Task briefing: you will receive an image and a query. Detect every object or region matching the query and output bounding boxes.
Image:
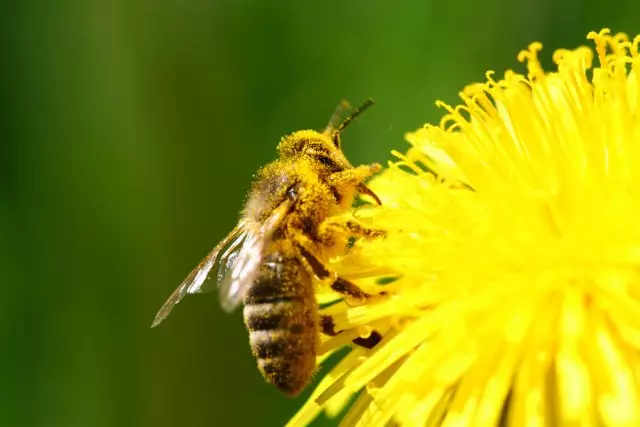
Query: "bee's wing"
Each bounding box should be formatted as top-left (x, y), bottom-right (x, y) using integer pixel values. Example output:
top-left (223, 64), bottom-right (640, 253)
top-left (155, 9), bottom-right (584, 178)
top-left (324, 99), bottom-right (352, 134)
top-left (218, 199), bottom-right (293, 313)
top-left (151, 225), bottom-right (247, 327)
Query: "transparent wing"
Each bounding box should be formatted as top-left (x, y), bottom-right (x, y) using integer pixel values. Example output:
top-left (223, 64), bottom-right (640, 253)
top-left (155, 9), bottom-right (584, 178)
top-left (324, 99), bottom-right (352, 134)
top-left (218, 199), bottom-right (293, 313)
top-left (151, 225), bottom-right (247, 327)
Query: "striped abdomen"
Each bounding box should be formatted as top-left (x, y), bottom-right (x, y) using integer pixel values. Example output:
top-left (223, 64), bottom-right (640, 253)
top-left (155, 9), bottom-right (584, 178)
top-left (243, 252), bottom-right (318, 396)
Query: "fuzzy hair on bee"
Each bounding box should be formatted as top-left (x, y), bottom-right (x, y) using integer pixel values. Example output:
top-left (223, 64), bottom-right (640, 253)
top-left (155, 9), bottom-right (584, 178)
top-left (152, 99), bottom-right (386, 397)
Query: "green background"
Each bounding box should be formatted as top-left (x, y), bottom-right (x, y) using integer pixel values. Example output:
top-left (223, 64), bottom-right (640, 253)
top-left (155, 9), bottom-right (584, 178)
top-left (1, 1), bottom-right (637, 426)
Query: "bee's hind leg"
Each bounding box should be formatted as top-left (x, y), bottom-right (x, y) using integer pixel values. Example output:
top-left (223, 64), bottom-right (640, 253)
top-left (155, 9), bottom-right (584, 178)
top-left (292, 238), bottom-right (385, 350)
top-left (319, 315), bottom-right (382, 350)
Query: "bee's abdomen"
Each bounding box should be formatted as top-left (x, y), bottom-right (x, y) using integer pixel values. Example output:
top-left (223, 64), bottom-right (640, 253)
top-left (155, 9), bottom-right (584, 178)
top-left (243, 253), bottom-right (318, 397)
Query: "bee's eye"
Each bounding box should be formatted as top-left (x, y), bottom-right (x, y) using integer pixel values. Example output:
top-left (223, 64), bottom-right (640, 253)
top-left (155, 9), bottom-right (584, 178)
top-left (316, 155), bottom-right (337, 168)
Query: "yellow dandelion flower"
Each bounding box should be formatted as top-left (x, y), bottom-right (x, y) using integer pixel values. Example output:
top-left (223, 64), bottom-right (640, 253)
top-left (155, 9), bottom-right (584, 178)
top-left (289, 29), bottom-right (640, 427)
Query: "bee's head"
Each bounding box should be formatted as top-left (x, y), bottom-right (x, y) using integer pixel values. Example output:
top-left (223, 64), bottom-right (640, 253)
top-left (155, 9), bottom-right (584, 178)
top-left (278, 130), bottom-right (353, 172)
top-left (277, 98), bottom-right (375, 173)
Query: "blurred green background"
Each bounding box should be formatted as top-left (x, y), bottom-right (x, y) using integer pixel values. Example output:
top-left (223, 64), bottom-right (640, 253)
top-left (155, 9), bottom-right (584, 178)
top-left (1, 1), bottom-right (638, 426)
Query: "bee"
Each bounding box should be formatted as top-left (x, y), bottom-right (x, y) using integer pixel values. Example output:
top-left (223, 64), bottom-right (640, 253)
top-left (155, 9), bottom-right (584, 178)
top-left (152, 99), bottom-right (386, 396)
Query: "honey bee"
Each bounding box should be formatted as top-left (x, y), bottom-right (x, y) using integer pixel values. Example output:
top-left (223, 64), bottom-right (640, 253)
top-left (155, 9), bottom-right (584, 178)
top-left (152, 99), bottom-right (385, 396)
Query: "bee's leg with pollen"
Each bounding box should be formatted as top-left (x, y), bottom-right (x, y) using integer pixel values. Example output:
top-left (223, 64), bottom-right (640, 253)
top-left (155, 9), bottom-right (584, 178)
top-left (328, 163), bottom-right (382, 185)
top-left (292, 237), bottom-right (386, 307)
top-left (327, 276), bottom-right (387, 306)
top-left (328, 164), bottom-right (383, 205)
top-left (319, 315), bottom-right (382, 350)
top-left (290, 235), bottom-right (332, 279)
top-left (291, 237), bottom-right (385, 350)
top-left (318, 219), bottom-right (386, 242)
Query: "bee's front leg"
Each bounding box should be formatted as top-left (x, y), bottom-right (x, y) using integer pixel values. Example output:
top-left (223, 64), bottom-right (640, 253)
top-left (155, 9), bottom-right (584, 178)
top-left (328, 164), bottom-right (381, 185)
top-left (328, 164), bottom-right (382, 207)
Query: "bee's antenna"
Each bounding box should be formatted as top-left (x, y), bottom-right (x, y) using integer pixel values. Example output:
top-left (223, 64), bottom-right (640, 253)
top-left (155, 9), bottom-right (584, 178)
top-left (336, 98), bottom-right (375, 133)
top-left (325, 99), bottom-right (352, 131)
top-left (332, 98), bottom-right (375, 147)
